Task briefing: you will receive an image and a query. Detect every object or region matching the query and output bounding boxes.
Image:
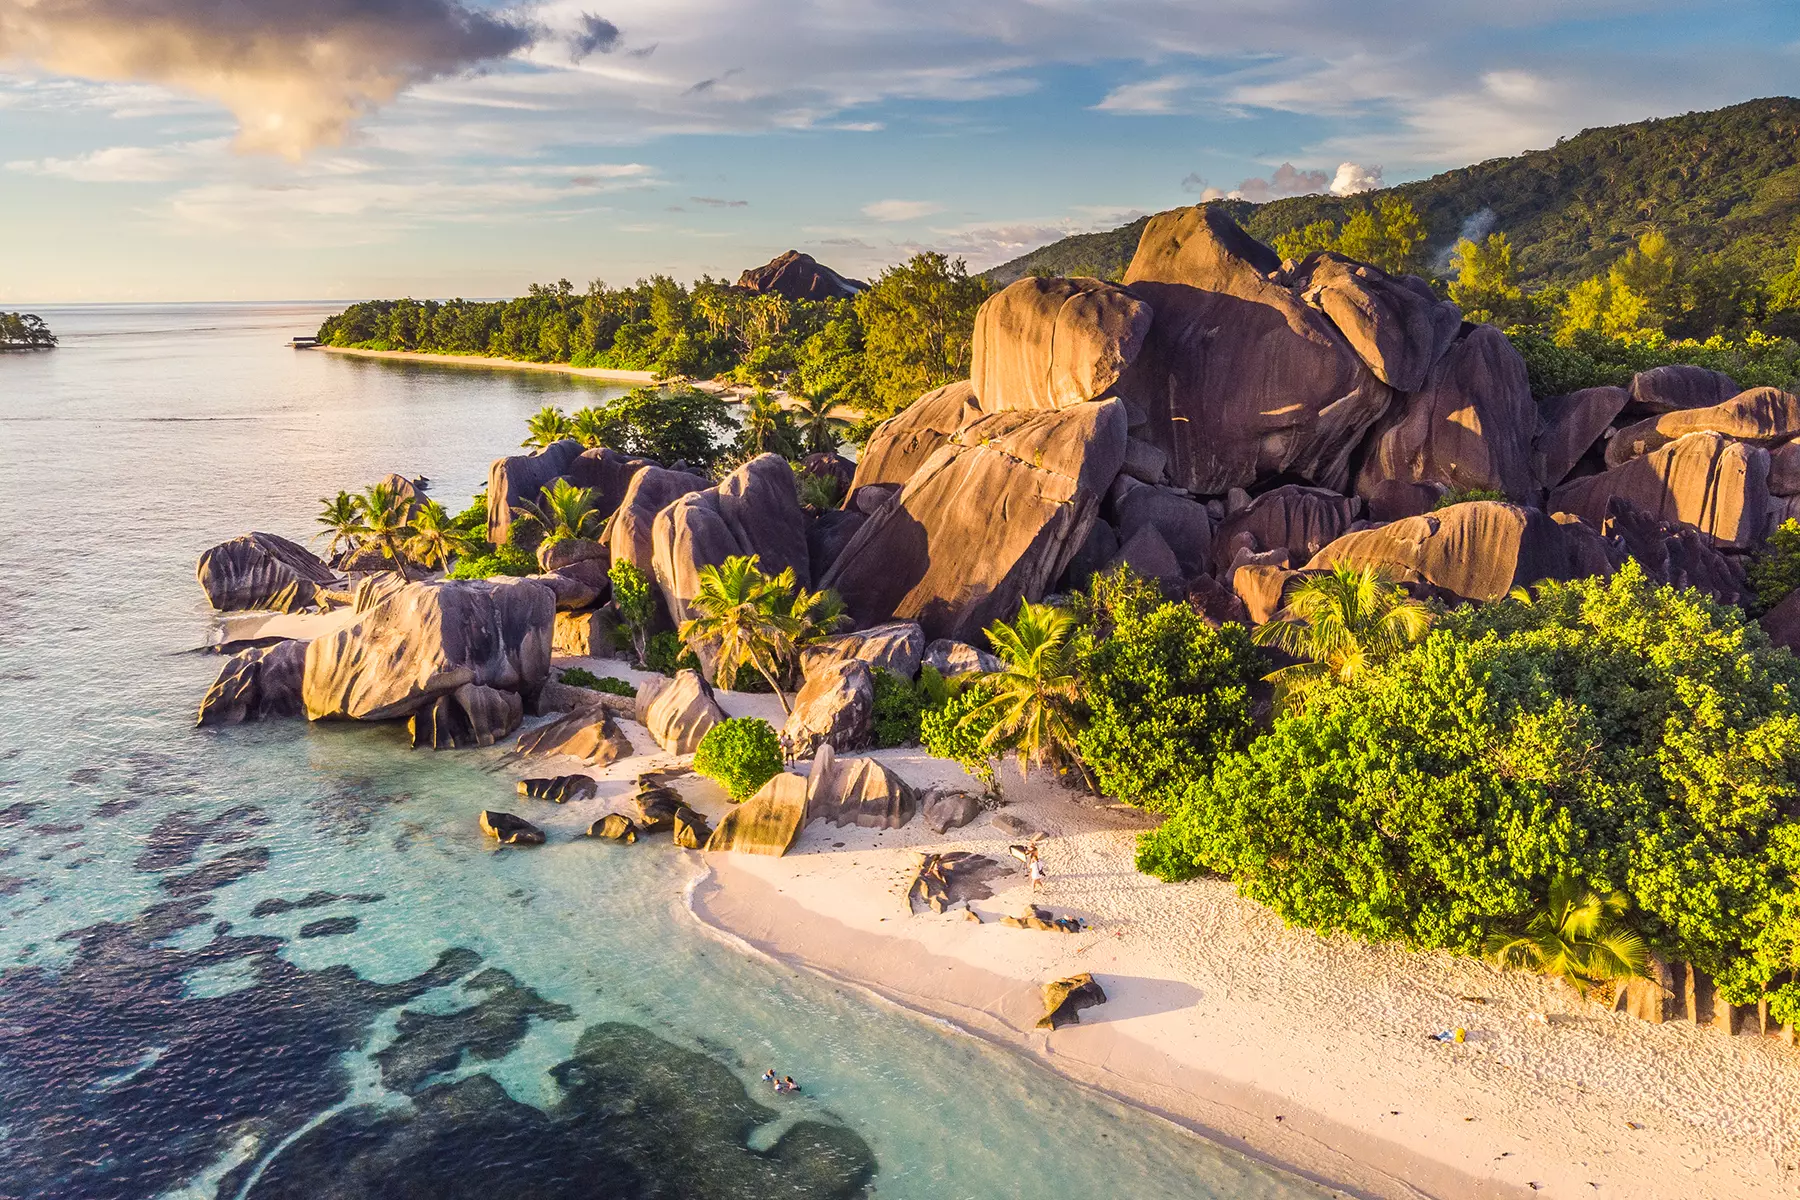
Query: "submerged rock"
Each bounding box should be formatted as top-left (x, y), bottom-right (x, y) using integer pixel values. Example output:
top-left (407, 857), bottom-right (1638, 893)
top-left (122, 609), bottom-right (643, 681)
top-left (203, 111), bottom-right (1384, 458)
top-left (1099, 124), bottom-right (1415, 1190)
top-left (515, 775), bottom-right (598, 804)
top-left (478, 811), bottom-right (544, 846)
top-left (197, 532), bottom-right (338, 613)
top-left (586, 813), bottom-right (638, 842)
top-left (629, 785), bottom-right (688, 833)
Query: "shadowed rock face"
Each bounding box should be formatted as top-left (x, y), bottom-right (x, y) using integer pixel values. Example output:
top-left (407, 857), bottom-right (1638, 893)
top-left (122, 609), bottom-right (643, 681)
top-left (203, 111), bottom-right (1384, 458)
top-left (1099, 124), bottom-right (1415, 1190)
top-left (1108, 476), bottom-right (1212, 577)
top-left (847, 380), bottom-right (978, 493)
top-left (824, 400), bottom-right (1128, 642)
top-left (1606, 387), bottom-right (1800, 467)
top-left (1599, 497), bottom-right (1748, 605)
top-left (408, 683), bottom-right (523, 749)
top-left (971, 275), bottom-right (1152, 412)
top-left (652, 454), bottom-right (809, 627)
top-left (1534, 386), bottom-right (1629, 488)
top-left (197, 639), bottom-right (310, 726)
top-left (1552, 431), bottom-right (1771, 549)
top-left (1355, 324), bottom-right (1538, 502)
top-left (1210, 484), bottom-right (1356, 578)
top-left (1307, 500), bottom-right (1615, 604)
top-left (302, 579), bottom-right (554, 722)
top-left (486, 438), bottom-right (584, 546)
top-left (1627, 364), bottom-right (1739, 414)
top-left (736, 249), bottom-right (866, 301)
top-left (1289, 251), bottom-right (1463, 392)
top-left (197, 532), bottom-right (338, 613)
top-left (1117, 205), bottom-right (1395, 494)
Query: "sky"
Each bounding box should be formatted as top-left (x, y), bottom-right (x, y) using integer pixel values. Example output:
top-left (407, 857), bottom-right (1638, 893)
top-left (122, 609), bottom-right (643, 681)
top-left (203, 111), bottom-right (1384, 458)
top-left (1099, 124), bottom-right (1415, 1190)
top-left (0, 0), bottom-right (1794, 303)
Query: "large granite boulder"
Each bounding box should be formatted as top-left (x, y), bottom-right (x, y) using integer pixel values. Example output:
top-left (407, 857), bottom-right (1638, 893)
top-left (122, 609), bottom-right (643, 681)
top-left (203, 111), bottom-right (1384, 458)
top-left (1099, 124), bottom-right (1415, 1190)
top-left (923, 639), bottom-right (1001, 676)
top-left (1769, 441), bottom-right (1800, 496)
top-left (1355, 324), bottom-right (1537, 502)
top-left (609, 464), bottom-right (709, 581)
top-left (408, 683), bottom-right (523, 749)
top-left (635, 669), bottom-right (724, 754)
top-left (847, 380), bottom-right (977, 493)
top-left (799, 620), bottom-right (926, 680)
top-left (1597, 497), bottom-right (1748, 606)
top-left (970, 276), bottom-right (1153, 412)
top-left (1534, 386), bottom-right (1628, 488)
top-left (486, 438), bottom-right (584, 545)
top-left (737, 250), bottom-right (865, 301)
top-left (1209, 484), bottom-right (1355, 578)
top-left (562, 446), bottom-right (651, 521)
top-left (1551, 432), bottom-right (1770, 550)
top-left (703, 770), bottom-right (809, 855)
top-left (196, 639), bottom-right (309, 726)
top-left (551, 609), bottom-right (614, 658)
top-left (1104, 525), bottom-right (1182, 584)
top-left (1760, 589), bottom-right (1800, 653)
top-left (652, 454), bottom-right (809, 627)
top-left (197, 532), bottom-right (338, 613)
top-left (807, 748), bottom-right (917, 829)
top-left (538, 536), bottom-right (609, 574)
top-left (517, 708), bottom-right (634, 766)
top-left (1107, 476), bottom-right (1211, 577)
top-left (479, 810), bottom-right (544, 846)
top-left (302, 579), bottom-right (554, 722)
top-left (823, 400), bottom-right (1129, 641)
top-left (1306, 501), bottom-right (1615, 604)
top-left (529, 565), bottom-right (606, 612)
top-left (1627, 365), bottom-right (1739, 415)
top-left (1606, 387), bottom-right (1800, 467)
top-left (1117, 205), bottom-right (1393, 494)
top-left (806, 508), bottom-right (866, 581)
top-left (1038, 973), bottom-right (1107, 1030)
top-left (782, 660), bottom-right (874, 759)
top-left (1058, 518), bottom-right (1120, 590)
top-left (1290, 251), bottom-right (1462, 392)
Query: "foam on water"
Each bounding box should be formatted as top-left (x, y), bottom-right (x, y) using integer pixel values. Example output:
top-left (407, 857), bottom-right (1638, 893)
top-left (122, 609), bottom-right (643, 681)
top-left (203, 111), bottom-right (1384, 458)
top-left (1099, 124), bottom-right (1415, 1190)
top-left (0, 305), bottom-right (1325, 1199)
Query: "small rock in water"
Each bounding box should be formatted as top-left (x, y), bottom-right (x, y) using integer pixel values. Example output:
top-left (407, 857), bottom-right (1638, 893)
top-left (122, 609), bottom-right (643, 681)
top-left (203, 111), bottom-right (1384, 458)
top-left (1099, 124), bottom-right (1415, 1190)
top-left (587, 814), bottom-right (638, 843)
top-left (516, 775), bottom-right (598, 804)
top-left (671, 808), bottom-right (712, 849)
top-left (479, 810), bottom-right (545, 846)
top-left (631, 785), bottom-right (686, 832)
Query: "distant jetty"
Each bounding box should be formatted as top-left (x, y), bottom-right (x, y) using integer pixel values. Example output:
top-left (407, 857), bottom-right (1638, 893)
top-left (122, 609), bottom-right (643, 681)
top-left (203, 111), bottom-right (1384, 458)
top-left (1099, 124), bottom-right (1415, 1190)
top-left (317, 345), bottom-right (657, 384)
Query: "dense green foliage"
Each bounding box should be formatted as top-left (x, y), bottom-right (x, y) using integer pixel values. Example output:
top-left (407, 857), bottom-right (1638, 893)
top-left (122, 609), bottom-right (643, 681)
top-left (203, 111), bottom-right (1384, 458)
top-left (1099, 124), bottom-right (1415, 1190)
top-left (870, 668), bottom-right (928, 748)
top-left (644, 630), bottom-right (699, 676)
top-left (692, 717), bottom-right (786, 801)
top-left (445, 542), bottom-right (535, 579)
top-left (0, 312), bottom-right (56, 348)
top-left (1434, 487), bottom-right (1507, 509)
top-left (1509, 328), bottom-right (1800, 396)
top-left (1070, 570), bottom-right (1265, 811)
top-left (1138, 564), bottom-right (1800, 1020)
top-left (852, 252), bottom-right (989, 420)
top-left (1748, 518), bottom-right (1800, 614)
top-left (557, 667), bottom-right (636, 697)
top-left (609, 560), bottom-right (656, 666)
top-left (919, 682), bottom-right (1000, 786)
top-left (522, 387), bottom-right (734, 470)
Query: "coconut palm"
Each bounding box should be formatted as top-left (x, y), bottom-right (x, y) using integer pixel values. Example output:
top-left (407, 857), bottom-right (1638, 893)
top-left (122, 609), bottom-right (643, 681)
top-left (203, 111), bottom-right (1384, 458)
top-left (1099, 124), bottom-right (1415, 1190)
top-left (679, 555), bottom-right (803, 715)
top-left (794, 392), bottom-right (851, 455)
top-left (511, 478), bottom-right (602, 549)
top-left (404, 499), bottom-right (476, 572)
top-left (522, 405), bottom-right (573, 449)
top-left (1251, 561), bottom-right (1433, 703)
top-left (1484, 876), bottom-right (1650, 997)
top-left (568, 404), bottom-right (618, 450)
top-left (738, 390), bottom-right (790, 456)
top-left (965, 601), bottom-right (1087, 784)
top-left (355, 481), bottom-right (416, 580)
top-left (315, 490), bottom-right (363, 562)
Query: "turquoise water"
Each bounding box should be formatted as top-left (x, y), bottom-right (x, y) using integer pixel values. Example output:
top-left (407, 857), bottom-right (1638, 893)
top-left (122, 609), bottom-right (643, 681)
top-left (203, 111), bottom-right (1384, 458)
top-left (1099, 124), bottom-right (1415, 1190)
top-left (0, 305), bottom-right (1325, 1199)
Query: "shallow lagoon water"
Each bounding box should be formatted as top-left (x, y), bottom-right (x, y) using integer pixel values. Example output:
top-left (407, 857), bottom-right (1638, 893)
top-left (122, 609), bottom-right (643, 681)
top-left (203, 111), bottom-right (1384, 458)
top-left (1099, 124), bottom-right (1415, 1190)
top-left (0, 305), bottom-right (1326, 1199)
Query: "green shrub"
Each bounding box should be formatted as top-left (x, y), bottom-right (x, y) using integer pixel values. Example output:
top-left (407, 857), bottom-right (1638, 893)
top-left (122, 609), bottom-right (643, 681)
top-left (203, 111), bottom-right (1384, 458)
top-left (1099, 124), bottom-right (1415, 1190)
top-left (692, 718), bottom-right (785, 801)
top-left (1747, 518), bottom-right (1800, 614)
top-left (870, 667), bottom-right (925, 747)
top-left (1138, 562), bottom-right (1800, 1017)
top-left (919, 682), bottom-right (999, 785)
top-left (1434, 486), bottom-right (1508, 509)
top-left (446, 541), bottom-right (536, 579)
top-left (609, 560), bottom-right (655, 665)
top-left (558, 667), bottom-right (635, 697)
top-left (645, 630), bottom-right (700, 676)
top-left (1072, 571), bottom-right (1265, 812)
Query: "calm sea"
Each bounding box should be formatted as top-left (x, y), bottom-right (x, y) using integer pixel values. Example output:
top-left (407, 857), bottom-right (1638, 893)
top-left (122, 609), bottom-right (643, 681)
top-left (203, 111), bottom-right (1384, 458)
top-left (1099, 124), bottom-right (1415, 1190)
top-left (0, 303), bottom-right (1324, 1199)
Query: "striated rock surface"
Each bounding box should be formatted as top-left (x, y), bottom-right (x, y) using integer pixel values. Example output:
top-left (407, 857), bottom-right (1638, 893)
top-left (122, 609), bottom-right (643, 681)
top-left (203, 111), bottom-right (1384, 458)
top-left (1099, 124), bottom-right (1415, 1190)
top-left (1037, 973), bottom-right (1107, 1030)
top-left (1606, 387), bottom-right (1800, 467)
top-left (563, 446), bottom-right (651, 521)
top-left (196, 639), bottom-right (310, 726)
top-left (479, 811), bottom-right (544, 846)
top-left (1117, 205), bottom-right (1393, 494)
top-left (588, 813), bottom-right (638, 842)
top-left (970, 276), bottom-right (1152, 412)
top-left (922, 639), bottom-right (1001, 677)
top-left (736, 250), bottom-right (865, 301)
top-left (782, 660), bottom-right (874, 759)
top-left (551, 609), bottom-right (614, 658)
top-left (1628, 365), bottom-right (1739, 414)
top-left (846, 380), bottom-right (977, 493)
top-left (652, 454), bottom-right (809, 627)
top-left (487, 438), bottom-right (583, 546)
top-left (408, 683), bottom-right (522, 749)
top-left (303, 579), bottom-right (554, 722)
top-left (634, 669), bottom-right (724, 754)
top-left (1108, 476), bottom-right (1211, 577)
top-left (671, 807), bottom-right (712, 849)
top-left (1552, 432), bottom-right (1770, 549)
top-left (1210, 484), bottom-right (1355, 578)
top-left (807, 753), bottom-right (916, 829)
top-left (823, 399), bottom-right (1128, 641)
top-left (1598, 497), bottom-right (1748, 606)
top-left (1355, 324), bottom-right (1537, 502)
top-left (704, 770), bottom-right (809, 855)
top-left (517, 708), bottom-right (634, 766)
top-left (517, 774), bottom-right (599, 803)
top-left (799, 620), bottom-right (926, 680)
top-left (1307, 501), bottom-right (1614, 604)
top-left (1535, 386), bottom-right (1628, 488)
top-left (609, 464), bottom-right (709, 582)
top-left (197, 532), bottom-right (338, 613)
top-left (1290, 251), bottom-right (1462, 392)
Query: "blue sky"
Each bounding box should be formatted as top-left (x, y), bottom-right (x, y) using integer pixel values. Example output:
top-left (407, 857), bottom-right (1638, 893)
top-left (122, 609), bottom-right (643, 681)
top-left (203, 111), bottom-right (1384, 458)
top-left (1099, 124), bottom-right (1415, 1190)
top-left (0, 0), bottom-right (1794, 302)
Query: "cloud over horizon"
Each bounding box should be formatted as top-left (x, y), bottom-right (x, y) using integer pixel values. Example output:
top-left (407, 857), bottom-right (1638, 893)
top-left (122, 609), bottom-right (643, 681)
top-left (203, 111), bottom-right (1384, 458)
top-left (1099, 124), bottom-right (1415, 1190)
top-left (0, 0), bottom-right (532, 157)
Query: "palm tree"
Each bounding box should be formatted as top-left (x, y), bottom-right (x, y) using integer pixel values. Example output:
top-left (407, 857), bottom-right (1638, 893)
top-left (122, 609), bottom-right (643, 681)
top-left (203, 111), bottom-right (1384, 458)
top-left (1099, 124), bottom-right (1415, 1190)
top-left (679, 555), bottom-right (803, 715)
top-left (1484, 876), bottom-right (1650, 998)
top-left (1251, 561), bottom-right (1433, 704)
top-left (355, 481), bottom-right (416, 581)
top-left (965, 601), bottom-right (1088, 785)
top-left (315, 490), bottom-right (363, 562)
top-left (522, 405), bottom-right (572, 449)
top-left (568, 404), bottom-right (617, 449)
top-left (739, 390), bottom-right (786, 456)
top-left (404, 499), bottom-right (476, 572)
top-left (794, 392), bottom-right (850, 455)
top-left (511, 478), bottom-right (602, 550)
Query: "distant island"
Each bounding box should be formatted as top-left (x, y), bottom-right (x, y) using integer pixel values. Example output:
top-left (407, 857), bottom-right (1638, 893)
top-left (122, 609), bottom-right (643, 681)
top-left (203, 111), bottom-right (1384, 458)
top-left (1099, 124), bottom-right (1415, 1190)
top-left (0, 311), bottom-right (56, 349)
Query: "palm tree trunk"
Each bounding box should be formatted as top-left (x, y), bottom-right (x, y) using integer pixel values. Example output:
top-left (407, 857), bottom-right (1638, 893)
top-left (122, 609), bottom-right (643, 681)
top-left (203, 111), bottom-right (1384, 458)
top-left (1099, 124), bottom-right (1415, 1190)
top-left (752, 650), bottom-right (791, 716)
top-left (387, 538), bottom-right (411, 581)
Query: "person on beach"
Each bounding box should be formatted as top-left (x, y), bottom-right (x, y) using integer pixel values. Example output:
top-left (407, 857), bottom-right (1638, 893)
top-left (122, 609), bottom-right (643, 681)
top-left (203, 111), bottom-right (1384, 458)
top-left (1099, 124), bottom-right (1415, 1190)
top-left (1029, 856), bottom-right (1046, 890)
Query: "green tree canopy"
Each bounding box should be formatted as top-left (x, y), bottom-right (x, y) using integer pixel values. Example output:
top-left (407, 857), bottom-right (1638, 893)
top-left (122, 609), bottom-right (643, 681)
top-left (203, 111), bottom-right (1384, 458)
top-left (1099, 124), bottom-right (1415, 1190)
top-left (854, 251), bottom-right (988, 419)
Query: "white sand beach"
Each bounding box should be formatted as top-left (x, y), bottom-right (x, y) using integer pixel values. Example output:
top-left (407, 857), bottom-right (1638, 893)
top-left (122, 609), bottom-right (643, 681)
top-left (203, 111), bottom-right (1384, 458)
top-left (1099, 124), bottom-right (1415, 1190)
top-left (526, 655), bottom-right (1800, 1200)
top-left (316, 345), bottom-right (659, 384)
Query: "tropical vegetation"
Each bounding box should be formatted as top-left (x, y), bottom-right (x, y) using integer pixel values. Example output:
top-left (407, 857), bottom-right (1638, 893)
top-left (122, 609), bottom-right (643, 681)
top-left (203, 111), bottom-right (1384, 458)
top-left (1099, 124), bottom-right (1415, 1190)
top-left (676, 555), bottom-right (846, 710)
top-left (0, 311), bottom-right (56, 348)
top-left (692, 718), bottom-right (786, 801)
top-left (1250, 562), bottom-right (1434, 705)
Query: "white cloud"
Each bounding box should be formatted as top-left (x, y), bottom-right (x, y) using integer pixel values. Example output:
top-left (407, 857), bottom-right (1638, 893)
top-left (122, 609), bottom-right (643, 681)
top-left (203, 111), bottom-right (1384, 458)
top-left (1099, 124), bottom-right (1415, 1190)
top-left (7, 139), bottom-right (225, 181)
top-left (863, 198), bottom-right (944, 222)
top-left (1329, 161), bottom-right (1382, 195)
top-left (1092, 74), bottom-right (1195, 115)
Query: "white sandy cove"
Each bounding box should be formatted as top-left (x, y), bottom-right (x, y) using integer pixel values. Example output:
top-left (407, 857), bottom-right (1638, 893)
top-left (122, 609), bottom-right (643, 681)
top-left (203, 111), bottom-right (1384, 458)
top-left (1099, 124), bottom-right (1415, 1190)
top-left (537, 657), bottom-right (1800, 1200)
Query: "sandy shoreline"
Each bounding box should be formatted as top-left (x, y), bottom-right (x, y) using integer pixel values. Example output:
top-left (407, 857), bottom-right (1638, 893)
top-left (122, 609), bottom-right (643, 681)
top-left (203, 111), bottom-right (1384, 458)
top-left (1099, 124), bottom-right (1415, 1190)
top-left (523, 658), bottom-right (1800, 1200)
top-left (315, 345), bottom-right (659, 384)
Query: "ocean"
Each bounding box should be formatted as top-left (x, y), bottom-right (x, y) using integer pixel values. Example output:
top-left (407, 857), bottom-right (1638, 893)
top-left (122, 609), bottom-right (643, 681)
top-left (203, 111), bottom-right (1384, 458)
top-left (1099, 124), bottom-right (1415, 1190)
top-left (0, 303), bottom-right (1325, 1199)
